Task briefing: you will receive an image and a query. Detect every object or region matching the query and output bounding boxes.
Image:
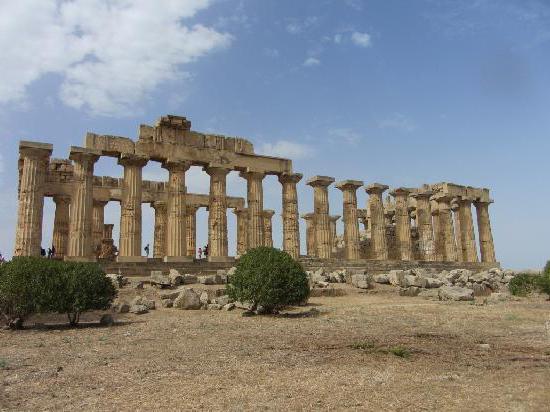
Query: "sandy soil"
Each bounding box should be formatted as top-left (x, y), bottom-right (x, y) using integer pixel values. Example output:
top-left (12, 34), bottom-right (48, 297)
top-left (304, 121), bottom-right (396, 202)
top-left (1, 286), bottom-right (549, 411)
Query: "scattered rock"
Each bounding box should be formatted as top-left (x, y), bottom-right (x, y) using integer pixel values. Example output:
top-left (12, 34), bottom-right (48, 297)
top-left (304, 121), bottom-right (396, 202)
top-left (207, 303), bottom-right (222, 310)
top-left (216, 295), bottom-right (231, 306)
top-left (131, 296), bottom-right (156, 310)
top-left (151, 271), bottom-right (171, 288)
top-left (161, 299), bottom-right (173, 308)
top-left (106, 273), bottom-right (126, 288)
top-left (168, 269), bottom-right (184, 286)
top-left (113, 302), bottom-right (130, 313)
top-left (418, 289), bottom-right (440, 299)
top-left (388, 270), bottom-right (406, 286)
top-left (223, 303), bottom-right (236, 311)
top-left (438, 286), bottom-right (474, 301)
top-left (399, 286), bottom-right (421, 297)
top-left (129, 304), bottom-right (148, 314)
top-left (183, 274), bottom-right (198, 284)
top-left (227, 266), bottom-right (237, 276)
top-left (173, 289), bottom-right (202, 310)
top-left (374, 273), bottom-right (390, 284)
top-left (351, 273), bottom-right (374, 289)
top-left (199, 291), bottom-right (210, 306)
top-left (424, 278), bottom-right (443, 288)
top-left (478, 343), bottom-right (491, 350)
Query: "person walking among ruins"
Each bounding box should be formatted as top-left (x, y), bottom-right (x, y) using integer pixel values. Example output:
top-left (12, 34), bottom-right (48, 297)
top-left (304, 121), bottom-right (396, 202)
top-left (144, 244), bottom-right (150, 257)
top-left (198, 247), bottom-right (202, 259)
top-left (51, 245), bottom-right (56, 258)
top-left (204, 244), bottom-right (208, 258)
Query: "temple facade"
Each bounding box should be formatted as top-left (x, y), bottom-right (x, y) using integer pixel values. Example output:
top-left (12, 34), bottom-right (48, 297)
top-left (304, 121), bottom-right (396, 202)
top-left (14, 115), bottom-right (498, 274)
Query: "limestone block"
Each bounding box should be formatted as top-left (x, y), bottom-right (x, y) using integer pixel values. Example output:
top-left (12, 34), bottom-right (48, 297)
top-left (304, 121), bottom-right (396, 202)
top-left (418, 289), bottom-right (440, 299)
top-left (199, 291), bottom-right (210, 305)
top-left (351, 273), bottom-right (374, 289)
top-left (129, 304), bottom-right (149, 314)
top-left (374, 273), bottom-right (390, 284)
top-left (131, 296), bottom-right (156, 310)
top-left (208, 304), bottom-right (222, 310)
top-left (388, 270), bottom-right (405, 286)
top-left (173, 289), bottom-right (201, 310)
top-left (438, 286), bottom-right (474, 301)
top-left (399, 286), bottom-right (421, 297)
top-left (424, 278), bottom-right (443, 288)
top-left (151, 271), bottom-right (171, 287)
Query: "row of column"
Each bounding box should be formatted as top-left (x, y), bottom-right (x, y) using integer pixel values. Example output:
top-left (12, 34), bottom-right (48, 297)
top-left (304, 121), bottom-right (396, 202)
top-left (302, 179), bottom-right (496, 263)
top-left (15, 141), bottom-right (303, 261)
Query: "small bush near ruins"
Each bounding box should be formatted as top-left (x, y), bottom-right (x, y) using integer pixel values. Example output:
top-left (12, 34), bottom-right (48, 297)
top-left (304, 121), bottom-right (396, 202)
top-left (227, 247), bottom-right (309, 313)
top-left (536, 262), bottom-right (550, 299)
top-left (0, 257), bottom-right (116, 328)
top-left (508, 273), bottom-right (538, 297)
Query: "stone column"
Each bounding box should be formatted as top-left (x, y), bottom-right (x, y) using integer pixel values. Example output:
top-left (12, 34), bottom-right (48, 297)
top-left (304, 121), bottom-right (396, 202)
top-left (390, 188), bottom-right (413, 261)
top-left (410, 191), bottom-right (436, 261)
top-left (92, 200), bottom-right (108, 255)
top-left (233, 207), bottom-right (248, 256)
top-left (451, 199), bottom-right (463, 262)
top-left (186, 205), bottom-right (199, 258)
top-left (474, 199), bottom-right (496, 263)
top-left (263, 210), bottom-right (275, 247)
top-left (206, 166), bottom-right (231, 261)
top-left (278, 173), bottom-right (302, 259)
top-left (336, 180), bottom-right (363, 260)
top-left (458, 197), bottom-right (479, 262)
top-left (162, 160), bottom-right (191, 262)
top-left (434, 195), bottom-right (458, 262)
top-left (430, 199), bottom-right (444, 261)
top-left (365, 183), bottom-right (389, 260)
top-left (329, 216), bottom-right (340, 252)
top-left (66, 147), bottom-right (99, 261)
top-left (14, 142), bottom-right (52, 256)
top-left (99, 224), bottom-right (117, 260)
top-left (241, 171), bottom-right (265, 249)
top-left (103, 224), bottom-right (113, 241)
top-left (301, 213), bottom-right (316, 257)
top-left (52, 195), bottom-right (71, 258)
top-left (306, 176), bottom-right (335, 259)
top-left (118, 154), bottom-right (148, 262)
top-left (151, 200), bottom-right (167, 258)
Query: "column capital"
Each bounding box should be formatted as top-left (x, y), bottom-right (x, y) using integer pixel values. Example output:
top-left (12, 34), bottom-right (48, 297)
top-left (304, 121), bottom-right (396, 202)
top-left (204, 165), bottom-right (231, 177)
top-left (329, 215), bottom-right (341, 223)
top-left (19, 141), bottom-right (53, 159)
top-left (151, 200), bottom-right (167, 210)
top-left (53, 194), bottom-right (71, 205)
top-left (474, 198), bottom-right (494, 206)
top-left (365, 183), bottom-right (389, 195)
top-left (162, 159), bottom-right (191, 173)
top-left (306, 175), bottom-right (335, 188)
top-left (93, 199), bottom-right (108, 207)
top-left (410, 190), bottom-right (433, 200)
top-left (118, 152), bottom-right (148, 168)
top-left (301, 213), bottom-right (315, 220)
top-left (278, 172), bottom-right (303, 184)
top-left (389, 187), bottom-right (413, 197)
top-left (240, 170), bottom-right (265, 180)
top-left (263, 209), bottom-right (276, 218)
top-left (335, 180), bottom-right (363, 191)
top-left (185, 204), bottom-right (200, 214)
top-left (233, 207), bottom-right (247, 216)
top-left (69, 146), bottom-right (100, 164)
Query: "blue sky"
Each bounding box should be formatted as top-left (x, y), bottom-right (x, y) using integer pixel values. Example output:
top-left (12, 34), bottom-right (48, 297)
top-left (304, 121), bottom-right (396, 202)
top-left (1, 0), bottom-right (549, 269)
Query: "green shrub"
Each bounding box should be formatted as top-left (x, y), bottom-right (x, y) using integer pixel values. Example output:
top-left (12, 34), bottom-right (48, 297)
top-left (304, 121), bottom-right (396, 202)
top-left (508, 273), bottom-right (538, 297)
top-left (0, 257), bottom-right (116, 328)
top-left (55, 262), bottom-right (117, 325)
top-left (543, 261), bottom-right (550, 276)
top-left (227, 247), bottom-right (309, 313)
top-left (536, 272), bottom-right (550, 299)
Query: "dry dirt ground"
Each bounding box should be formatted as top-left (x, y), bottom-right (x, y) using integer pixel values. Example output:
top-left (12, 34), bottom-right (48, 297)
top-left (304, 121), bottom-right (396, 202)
top-left (1, 285), bottom-right (550, 411)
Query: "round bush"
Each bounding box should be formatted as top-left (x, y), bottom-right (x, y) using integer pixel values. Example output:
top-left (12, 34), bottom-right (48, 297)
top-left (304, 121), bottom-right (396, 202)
top-left (508, 273), bottom-right (537, 297)
top-left (227, 247), bottom-right (309, 313)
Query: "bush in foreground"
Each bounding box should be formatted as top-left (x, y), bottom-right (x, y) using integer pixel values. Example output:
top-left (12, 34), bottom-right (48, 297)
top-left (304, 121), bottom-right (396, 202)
top-left (508, 273), bottom-right (538, 297)
top-left (227, 247), bottom-right (309, 313)
top-left (0, 257), bottom-right (116, 328)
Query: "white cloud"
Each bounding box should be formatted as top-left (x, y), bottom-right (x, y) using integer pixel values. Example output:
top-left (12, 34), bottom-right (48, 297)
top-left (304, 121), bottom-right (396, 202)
top-left (333, 33), bottom-right (343, 44)
top-left (378, 113), bottom-right (417, 132)
top-left (303, 57), bottom-right (321, 67)
top-left (258, 140), bottom-right (314, 159)
top-left (328, 128), bottom-right (362, 145)
top-left (285, 16), bottom-right (318, 34)
top-left (351, 31), bottom-right (372, 47)
top-left (0, 0), bottom-right (232, 116)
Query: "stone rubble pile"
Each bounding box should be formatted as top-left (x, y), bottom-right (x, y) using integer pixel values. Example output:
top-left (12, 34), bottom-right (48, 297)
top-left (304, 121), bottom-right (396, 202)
top-left (306, 268), bottom-right (374, 290)
top-left (369, 267), bottom-right (516, 301)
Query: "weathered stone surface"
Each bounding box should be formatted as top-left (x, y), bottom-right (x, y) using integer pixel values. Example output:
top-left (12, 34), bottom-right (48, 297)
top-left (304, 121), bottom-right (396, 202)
top-left (388, 270), bottom-right (406, 286)
top-left (374, 273), bottom-right (390, 284)
top-left (131, 296), bottom-right (156, 310)
top-left (173, 289), bottom-right (201, 310)
top-left (418, 289), bottom-right (440, 299)
top-left (438, 286), bottom-right (474, 301)
top-left (161, 299), bottom-right (173, 308)
top-left (129, 304), bottom-right (148, 314)
top-left (351, 273), bottom-right (374, 289)
top-left (169, 269), bottom-right (184, 286)
top-left (223, 303), bottom-right (236, 311)
top-left (151, 271), bottom-right (171, 287)
top-left (399, 286), bottom-right (421, 297)
top-left (208, 303), bottom-right (222, 310)
top-left (424, 278), bottom-right (443, 288)
top-left (113, 302), bottom-right (130, 313)
top-left (106, 273), bottom-right (125, 288)
top-left (199, 291), bottom-right (210, 305)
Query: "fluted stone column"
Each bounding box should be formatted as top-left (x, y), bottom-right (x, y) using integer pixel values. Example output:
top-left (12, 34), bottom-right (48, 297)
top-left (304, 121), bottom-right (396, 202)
top-left (162, 160), bottom-right (191, 262)
top-left (366, 183), bottom-right (389, 260)
top-left (430, 199), bottom-right (444, 261)
top-left (329, 216), bottom-right (340, 252)
top-left (307, 176), bottom-right (335, 259)
top-left (233, 207), bottom-right (248, 256)
top-left (118, 154), bottom-right (148, 262)
top-left (186, 205), bottom-right (199, 258)
top-left (458, 197), bottom-right (479, 262)
top-left (99, 224), bottom-right (116, 260)
top-left (435, 195), bottom-right (458, 261)
top-left (263, 210), bottom-right (275, 247)
top-left (66, 147), bottom-right (99, 261)
top-left (14, 141), bottom-right (52, 256)
top-left (52, 195), bottom-right (71, 258)
top-left (151, 201), bottom-right (167, 258)
top-left (206, 166), bottom-right (231, 261)
top-left (474, 199), bottom-right (496, 263)
top-left (301, 213), bottom-right (316, 257)
top-left (391, 188), bottom-right (413, 261)
top-left (336, 180), bottom-right (363, 260)
top-left (410, 191), bottom-right (436, 261)
top-left (451, 199), bottom-right (463, 262)
top-left (92, 200), bottom-right (108, 255)
top-left (279, 173), bottom-right (302, 259)
top-left (240, 171), bottom-right (265, 249)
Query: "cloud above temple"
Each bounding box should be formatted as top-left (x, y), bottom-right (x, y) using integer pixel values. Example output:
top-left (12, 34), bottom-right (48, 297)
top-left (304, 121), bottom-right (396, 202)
top-left (258, 140), bottom-right (314, 159)
top-left (0, 0), bottom-right (232, 116)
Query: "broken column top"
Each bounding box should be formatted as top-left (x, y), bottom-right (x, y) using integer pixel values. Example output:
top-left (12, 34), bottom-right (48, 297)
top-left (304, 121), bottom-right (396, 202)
top-left (390, 187), bottom-right (414, 197)
top-left (300, 213), bottom-right (315, 219)
top-left (335, 179), bottom-right (363, 190)
top-left (306, 175), bottom-right (335, 187)
top-left (19, 140), bottom-right (53, 157)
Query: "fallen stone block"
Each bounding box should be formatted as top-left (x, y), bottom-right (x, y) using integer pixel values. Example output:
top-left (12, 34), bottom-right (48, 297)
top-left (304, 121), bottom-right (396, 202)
top-left (399, 286), bottom-right (421, 297)
top-left (129, 304), bottom-right (149, 314)
top-left (418, 289), bottom-right (439, 299)
top-left (173, 289), bottom-right (201, 310)
top-left (438, 285), bottom-right (474, 301)
top-left (351, 273), bottom-right (373, 289)
top-left (374, 273), bottom-right (390, 284)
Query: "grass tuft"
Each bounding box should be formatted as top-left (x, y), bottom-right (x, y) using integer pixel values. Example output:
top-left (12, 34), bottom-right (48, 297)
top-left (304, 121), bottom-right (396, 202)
top-left (388, 346), bottom-right (411, 358)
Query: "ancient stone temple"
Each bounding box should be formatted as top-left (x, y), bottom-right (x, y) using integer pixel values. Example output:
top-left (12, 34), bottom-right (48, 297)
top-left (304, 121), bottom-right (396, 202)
top-left (14, 115), bottom-right (498, 275)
